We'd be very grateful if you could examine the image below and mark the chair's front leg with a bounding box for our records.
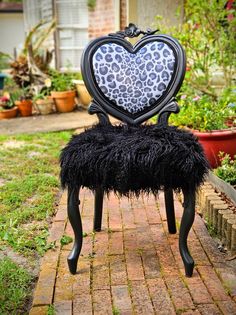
[94,187,104,232]
[67,186,82,274]
[179,188,195,277]
[164,188,177,234]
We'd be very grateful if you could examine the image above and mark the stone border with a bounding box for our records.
[197,182,236,254]
[208,172,236,206]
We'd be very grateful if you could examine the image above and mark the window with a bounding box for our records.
[23,0,89,71]
[55,0,89,71]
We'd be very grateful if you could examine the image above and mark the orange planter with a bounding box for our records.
[15,100,33,117]
[51,90,76,113]
[0,106,18,120]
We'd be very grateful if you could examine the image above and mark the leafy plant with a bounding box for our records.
[214,152,236,185]
[33,78,52,101]
[9,20,56,89]
[0,95,14,110]
[47,305,55,315]
[0,52,12,71]
[169,85,235,131]
[49,69,78,92]
[156,0,236,131]
[157,0,235,97]
[60,234,73,246]
[0,91,24,110]
[87,0,96,10]
[18,86,33,101]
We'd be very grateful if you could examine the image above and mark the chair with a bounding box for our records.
[60,24,209,277]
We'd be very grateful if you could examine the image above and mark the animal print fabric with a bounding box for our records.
[92,41,175,114]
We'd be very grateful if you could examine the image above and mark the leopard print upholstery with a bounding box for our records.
[92,41,175,114]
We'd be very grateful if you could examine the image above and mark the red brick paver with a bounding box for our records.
[30,189,236,315]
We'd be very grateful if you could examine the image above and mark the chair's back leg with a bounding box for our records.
[67,186,82,274]
[179,188,195,277]
[94,187,104,231]
[164,188,177,234]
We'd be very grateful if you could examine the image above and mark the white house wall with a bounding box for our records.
[0,13,25,56]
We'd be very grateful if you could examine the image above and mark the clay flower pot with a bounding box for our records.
[193,128,236,168]
[15,99,33,117]
[73,80,92,108]
[51,90,76,113]
[35,97,55,115]
[0,106,18,120]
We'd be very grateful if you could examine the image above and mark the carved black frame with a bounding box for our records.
[67,25,197,278]
[81,26,186,125]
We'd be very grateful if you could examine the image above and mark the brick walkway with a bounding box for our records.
[30,189,236,315]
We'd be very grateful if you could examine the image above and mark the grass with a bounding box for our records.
[0,130,72,314]
[112,305,121,315]
[0,257,33,315]
[205,220,218,238]
[0,131,72,256]
[47,305,55,315]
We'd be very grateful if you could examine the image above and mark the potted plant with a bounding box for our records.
[15,87,33,117]
[9,20,56,91]
[73,79,92,108]
[0,93,18,119]
[72,72,92,108]
[33,79,55,115]
[170,86,236,168]
[50,70,76,113]
[156,0,236,168]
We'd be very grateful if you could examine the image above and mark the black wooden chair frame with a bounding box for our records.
[66,24,196,277]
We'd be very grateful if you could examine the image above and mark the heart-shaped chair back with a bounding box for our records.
[81,26,186,125]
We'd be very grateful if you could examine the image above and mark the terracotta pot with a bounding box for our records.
[73,80,92,107]
[0,106,18,120]
[51,90,76,113]
[193,128,236,168]
[15,99,33,117]
[35,97,55,115]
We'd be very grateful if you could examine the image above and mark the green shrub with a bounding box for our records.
[49,69,82,92]
[155,0,236,131]
[214,152,236,185]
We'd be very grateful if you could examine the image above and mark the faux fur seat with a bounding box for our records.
[60,123,209,195]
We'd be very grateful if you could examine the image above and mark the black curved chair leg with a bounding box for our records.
[93,187,104,232]
[164,188,177,234]
[179,188,195,277]
[67,186,82,274]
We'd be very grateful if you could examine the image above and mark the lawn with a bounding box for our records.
[0,131,72,314]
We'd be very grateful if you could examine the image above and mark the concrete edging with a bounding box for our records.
[208,172,236,206]
[197,182,236,254]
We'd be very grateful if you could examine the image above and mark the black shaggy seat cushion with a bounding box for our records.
[60,123,209,196]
